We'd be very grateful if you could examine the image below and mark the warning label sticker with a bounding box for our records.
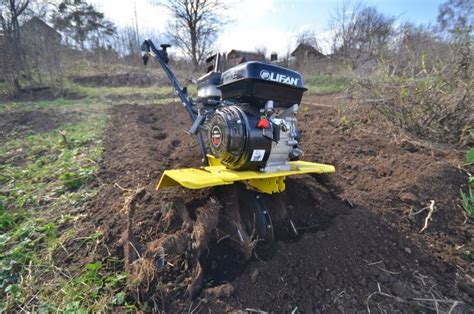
[250,149,265,161]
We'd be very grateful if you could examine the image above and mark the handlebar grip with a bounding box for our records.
[160,44,171,51]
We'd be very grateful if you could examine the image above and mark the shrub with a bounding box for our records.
[349,33,473,144]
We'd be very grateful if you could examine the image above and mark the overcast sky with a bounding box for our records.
[90,0,445,56]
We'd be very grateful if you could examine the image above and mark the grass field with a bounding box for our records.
[305,74,349,95]
[0,91,133,311]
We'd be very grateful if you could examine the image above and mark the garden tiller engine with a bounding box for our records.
[141,40,335,245]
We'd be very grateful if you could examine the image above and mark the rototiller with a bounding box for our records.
[141,40,335,247]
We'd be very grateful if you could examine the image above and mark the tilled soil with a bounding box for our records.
[69,95,472,312]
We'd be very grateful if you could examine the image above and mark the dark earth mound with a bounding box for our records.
[0,109,80,142]
[104,92,174,103]
[0,87,84,103]
[70,71,167,87]
[61,95,473,312]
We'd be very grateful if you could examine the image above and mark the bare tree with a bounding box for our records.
[329,0,395,67]
[329,0,362,60]
[437,0,472,81]
[296,30,320,51]
[23,0,53,21]
[0,0,30,94]
[392,23,449,76]
[437,0,473,37]
[113,25,141,56]
[157,0,229,69]
[255,45,267,58]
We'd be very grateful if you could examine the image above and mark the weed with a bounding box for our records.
[460,132,474,218]
[112,291,126,306]
[340,115,352,128]
[464,250,472,261]
[460,188,474,218]
[59,214,73,224]
[468,151,474,164]
[60,169,94,191]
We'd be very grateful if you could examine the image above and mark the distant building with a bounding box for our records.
[226,49,265,66]
[20,17,62,87]
[20,17,62,44]
[291,43,325,60]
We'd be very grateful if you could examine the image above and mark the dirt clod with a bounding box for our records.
[203,283,234,299]
[399,192,418,204]
[250,268,259,283]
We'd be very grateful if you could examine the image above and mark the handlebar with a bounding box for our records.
[140,39,209,165]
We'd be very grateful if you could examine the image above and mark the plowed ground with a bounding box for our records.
[63,95,473,312]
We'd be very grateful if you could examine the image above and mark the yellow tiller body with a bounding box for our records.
[157,155,335,194]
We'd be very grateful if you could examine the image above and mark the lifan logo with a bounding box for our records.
[260,70,299,86]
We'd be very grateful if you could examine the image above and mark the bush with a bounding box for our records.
[349,34,473,144]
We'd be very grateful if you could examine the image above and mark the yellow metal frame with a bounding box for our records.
[156,155,335,194]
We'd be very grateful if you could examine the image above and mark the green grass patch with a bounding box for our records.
[0,97,105,114]
[0,98,131,311]
[305,75,348,95]
[37,258,131,312]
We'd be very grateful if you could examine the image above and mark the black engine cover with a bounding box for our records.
[208,105,271,170]
[219,61,307,107]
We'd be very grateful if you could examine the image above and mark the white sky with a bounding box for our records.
[89,0,336,56]
[90,0,443,57]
